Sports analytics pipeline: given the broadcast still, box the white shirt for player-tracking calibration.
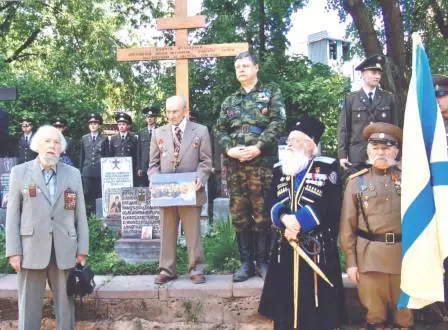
[362,86,377,100]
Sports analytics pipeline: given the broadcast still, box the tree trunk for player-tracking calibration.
[429,0,448,39]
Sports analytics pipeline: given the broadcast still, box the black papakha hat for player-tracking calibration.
[291,116,325,145]
[355,54,385,72]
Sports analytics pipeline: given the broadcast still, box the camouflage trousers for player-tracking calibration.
[227,162,273,232]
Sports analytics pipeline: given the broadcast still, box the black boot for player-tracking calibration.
[254,230,270,280]
[233,229,255,282]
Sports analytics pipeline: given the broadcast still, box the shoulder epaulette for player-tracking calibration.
[349,168,369,180]
[273,161,282,168]
[314,156,336,164]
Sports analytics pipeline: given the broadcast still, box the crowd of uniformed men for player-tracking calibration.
[3,50,448,329]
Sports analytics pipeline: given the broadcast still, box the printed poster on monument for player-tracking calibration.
[101,157,133,217]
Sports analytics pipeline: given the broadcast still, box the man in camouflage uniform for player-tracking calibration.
[108,112,138,186]
[338,55,398,172]
[215,51,286,282]
[433,74,448,148]
[339,122,414,329]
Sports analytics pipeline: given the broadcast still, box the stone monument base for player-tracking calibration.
[213,197,230,223]
[115,238,160,264]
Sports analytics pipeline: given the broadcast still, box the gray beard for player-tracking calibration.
[366,155,397,168]
[281,149,311,176]
[39,154,60,167]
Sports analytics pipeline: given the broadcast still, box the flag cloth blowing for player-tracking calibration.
[398,34,448,310]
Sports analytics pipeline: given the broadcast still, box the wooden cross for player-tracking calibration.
[0,88,17,101]
[117,0,248,111]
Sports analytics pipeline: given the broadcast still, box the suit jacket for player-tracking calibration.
[80,133,109,178]
[337,88,398,164]
[16,133,38,164]
[148,121,212,206]
[137,127,153,171]
[5,159,89,270]
[339,166,402,274]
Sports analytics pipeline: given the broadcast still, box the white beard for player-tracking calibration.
[367,153,398,169]
[281,149,311,176]
[39,154,60,167]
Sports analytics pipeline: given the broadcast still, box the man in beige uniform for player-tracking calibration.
[339,122,413,330]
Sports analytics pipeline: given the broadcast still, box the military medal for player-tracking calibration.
[28,184,37,197]
[64,188,77,210]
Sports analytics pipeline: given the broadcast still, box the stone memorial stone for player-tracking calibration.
[0,158,17,226]
[212,197,230,224]
[101,157,133,218]
[120,187,160,239]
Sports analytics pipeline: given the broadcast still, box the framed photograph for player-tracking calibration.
[150,172,196,207]
[141,226,153,240]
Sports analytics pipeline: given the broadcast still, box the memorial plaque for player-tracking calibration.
[101,157,133,217]
[0,158,17,208]
[121,187,160,239]
[0,88,17,101]
[117,43,249,61]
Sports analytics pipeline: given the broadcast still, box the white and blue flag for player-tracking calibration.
[398,34,448,309]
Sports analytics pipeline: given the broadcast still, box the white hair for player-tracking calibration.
[30,125,67,153]
[166,95,186,110]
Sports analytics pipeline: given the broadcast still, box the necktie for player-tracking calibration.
[368,92,373,103]
[92,135,96,142]
[121,135,125,141]
[25,136,28,144]
[174,126,182,155]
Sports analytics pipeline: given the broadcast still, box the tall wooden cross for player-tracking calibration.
[117,0,248,111]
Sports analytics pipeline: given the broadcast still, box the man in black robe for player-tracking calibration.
[259,117,345,330]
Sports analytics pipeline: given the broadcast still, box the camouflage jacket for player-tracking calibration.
[215,81,286,166]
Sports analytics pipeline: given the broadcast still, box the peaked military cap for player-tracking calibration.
[355,54,385,72]
[53,117,67,127]
[143,106,159,117]
[291,116,325,145]
[115,112,132,124]
[433,74,448,97]
[87,113,103,124]
[363,122,402,146]
[20,117,34,125]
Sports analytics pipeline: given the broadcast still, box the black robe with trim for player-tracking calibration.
[259,156,346,330]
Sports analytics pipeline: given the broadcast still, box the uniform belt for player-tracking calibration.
[357,229,401,244]
[240,124,264,135]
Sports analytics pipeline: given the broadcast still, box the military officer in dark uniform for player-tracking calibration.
[16,118,37,164]
[215,51,286,282]
[108,112,138,185]
[53,117,74,166]
[339,122,414,330]
[80,113,109,211]
[136,106,158,187]
[338,54,398,172]
[433,74,448,147]
[259,117,345,330]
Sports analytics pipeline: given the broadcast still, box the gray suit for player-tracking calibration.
[148,121,212,276]
[5,159,89,330]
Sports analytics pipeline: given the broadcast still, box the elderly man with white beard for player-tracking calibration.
[259,117,346,330]
[6,125,89,330]
[339,122,414,330]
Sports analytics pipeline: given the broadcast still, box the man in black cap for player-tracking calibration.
[108,112,138,185]
[53,117,74,166]
[433,74,448,147]
[259,117,345,330]
[338,54,398,172]
[136,106,159,187]
[16,118,37,164]
[80,113,109,212]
